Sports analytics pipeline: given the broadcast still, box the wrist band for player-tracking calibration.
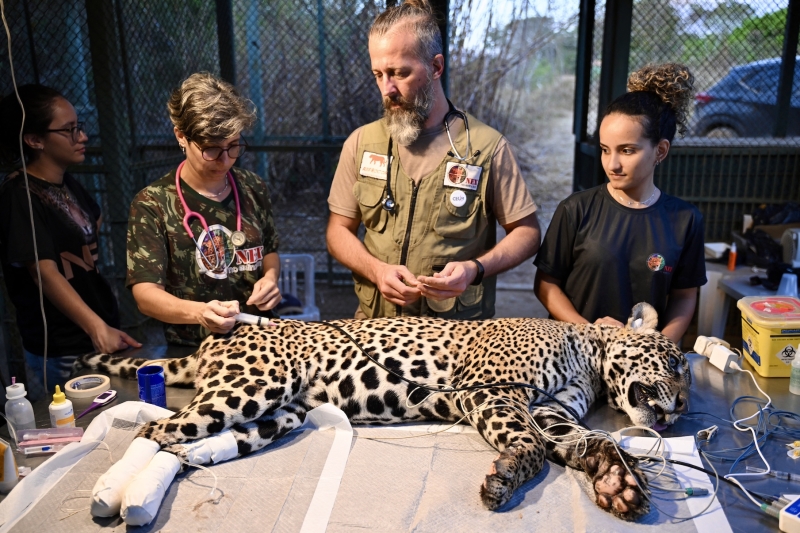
[470,259,484,286]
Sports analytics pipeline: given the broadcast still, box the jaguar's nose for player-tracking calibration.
[674,394,688,414]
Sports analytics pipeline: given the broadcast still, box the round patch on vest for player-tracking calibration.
[448,165,467,184]
[647,254,665,272]
[450,190,467,207]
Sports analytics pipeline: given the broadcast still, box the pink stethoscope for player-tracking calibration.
[175,160,245,272]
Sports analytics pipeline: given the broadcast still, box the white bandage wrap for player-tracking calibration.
[90,437,160,517]
[181,430,238,464]
[120,451,181,526]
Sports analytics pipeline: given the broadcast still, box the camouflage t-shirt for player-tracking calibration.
[127,167,279,345]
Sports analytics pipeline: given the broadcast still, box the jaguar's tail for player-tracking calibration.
[75,352,199,387]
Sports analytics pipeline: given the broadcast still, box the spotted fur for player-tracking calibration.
[78,302,690,521]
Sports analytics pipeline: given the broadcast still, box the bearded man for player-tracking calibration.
[326,0,541,319]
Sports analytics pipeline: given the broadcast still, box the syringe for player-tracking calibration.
[234,313,277,327]
[746,466,800,482]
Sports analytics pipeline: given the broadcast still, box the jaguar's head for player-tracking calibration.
[602,303,692,431]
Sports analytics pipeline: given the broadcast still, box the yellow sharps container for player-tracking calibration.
[737,296,800,377]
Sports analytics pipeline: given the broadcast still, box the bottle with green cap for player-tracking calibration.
[49,385,75,428]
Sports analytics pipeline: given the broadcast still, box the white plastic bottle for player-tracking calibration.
[790,352,800,395]
[49,385,75,428]
[5,381,36,443]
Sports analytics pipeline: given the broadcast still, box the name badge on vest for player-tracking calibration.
[444,162,482,191]
[360,152,393,180]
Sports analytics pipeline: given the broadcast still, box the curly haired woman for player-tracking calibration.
[534,63,707,343]
[126,72,281,345]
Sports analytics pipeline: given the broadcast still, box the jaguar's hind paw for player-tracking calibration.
[582,440,649,521]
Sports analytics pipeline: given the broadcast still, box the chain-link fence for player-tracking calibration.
[0,0,385,333]
[0,0,389,379]
[579,0,799,241]
[587,0,799,143]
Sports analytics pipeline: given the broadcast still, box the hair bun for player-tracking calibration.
[401,0,433,12]
[627,63,694,136]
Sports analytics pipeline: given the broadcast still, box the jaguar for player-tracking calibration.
[78,302,691,521]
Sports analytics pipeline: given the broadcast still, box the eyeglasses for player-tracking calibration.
[190,138,248,161]
[45,122,85,143]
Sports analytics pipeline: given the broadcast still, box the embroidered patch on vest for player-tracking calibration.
[444,162,482,191]
[360,152,392,180]
[647,253,665,272]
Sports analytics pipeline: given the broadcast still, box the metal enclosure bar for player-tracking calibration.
[85,0,137,324]
[215,0,236,84]
[430,0,449,96]
[595,0,632,141]
[774,0,800,138]
[572,0,596,191]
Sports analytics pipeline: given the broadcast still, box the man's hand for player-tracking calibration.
[196,300,240,334]
[416,260,478,301]
[375,264,422,306]
[594,316,624,328]
[90,324,141,354]
[247,276,281,311]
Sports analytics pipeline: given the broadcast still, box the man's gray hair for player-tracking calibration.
[369,0,443,63]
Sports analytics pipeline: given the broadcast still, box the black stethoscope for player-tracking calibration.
[382,100,481,213]
[176,160,244,272]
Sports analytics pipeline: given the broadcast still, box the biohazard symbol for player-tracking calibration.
[779,344,797,364]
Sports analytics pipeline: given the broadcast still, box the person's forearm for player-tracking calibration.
[261,252,280,282]
[132,283,207,325]
[660,289,698,344]
[478,213,540,278]
[534,271,588,324]
[326,221,384,284]
[32,260,109,337]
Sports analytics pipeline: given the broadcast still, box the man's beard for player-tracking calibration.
[383,77,435,146]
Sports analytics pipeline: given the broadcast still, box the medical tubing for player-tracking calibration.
[317,321,590,429]
[316,321,736,521]
[236,319,764,517]
[1,0,48,393]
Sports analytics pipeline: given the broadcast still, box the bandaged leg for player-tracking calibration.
[179,430,238,464]
[91,437,160,516]
[120,451,181,526]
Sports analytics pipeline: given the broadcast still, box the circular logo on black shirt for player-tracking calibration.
[647,253,665,272]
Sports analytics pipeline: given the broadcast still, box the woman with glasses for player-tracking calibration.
[126,72,281,345]
[0,85,139,396]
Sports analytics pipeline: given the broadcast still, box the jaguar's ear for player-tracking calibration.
[626,302,658,332]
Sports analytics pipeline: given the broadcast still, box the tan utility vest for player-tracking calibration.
[352,113,502,319]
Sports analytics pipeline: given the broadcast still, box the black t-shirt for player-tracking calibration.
[0,171,120,356]
[534,185,707,327]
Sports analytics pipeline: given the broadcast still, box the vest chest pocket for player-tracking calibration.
[434,189,481,240]
[353,180,388,233]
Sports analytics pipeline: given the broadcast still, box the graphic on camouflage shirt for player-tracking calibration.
[127,167,278,345]
[194,224,264,279]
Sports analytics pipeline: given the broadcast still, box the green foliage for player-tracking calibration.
[628,1,790,90]
[726,8,789,62]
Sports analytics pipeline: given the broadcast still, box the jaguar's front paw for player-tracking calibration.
[582,441,649,521]
[480,450,519,510]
